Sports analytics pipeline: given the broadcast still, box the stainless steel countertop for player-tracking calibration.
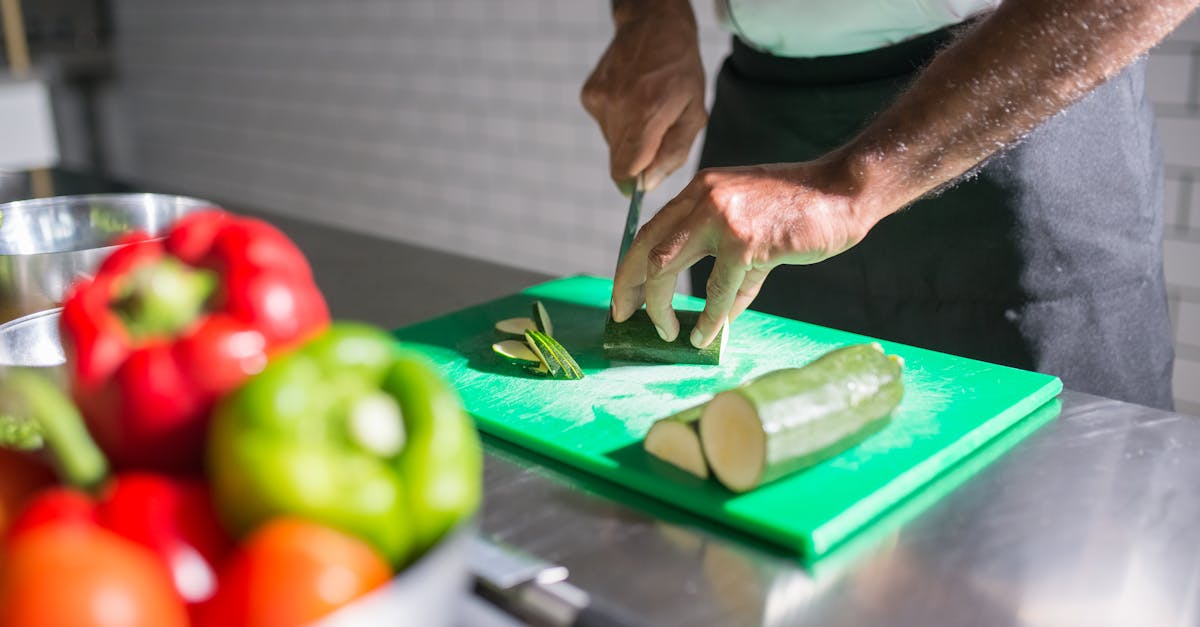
[267,210,1200,627]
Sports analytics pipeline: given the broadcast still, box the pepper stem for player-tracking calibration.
[113,257,217,339]
[0,414,44,450]
[0,369,108,490]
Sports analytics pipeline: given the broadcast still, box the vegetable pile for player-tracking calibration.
[491,301,584,380]
[0,210,482,626]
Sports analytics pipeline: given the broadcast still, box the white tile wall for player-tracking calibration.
[1145,52,1192,106]
[107,2,1200,412]
[1178,301,1200,347]
[1158,117,1200,168]
[1154,14,1200,415]
[1173,359,1200,414]
[1165,239,1200,290]
[1164,176,1186,228]
[109,0,730,280]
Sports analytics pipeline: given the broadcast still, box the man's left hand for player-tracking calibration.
[611,158,883,348]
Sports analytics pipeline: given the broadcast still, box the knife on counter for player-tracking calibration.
[468,535,648,627]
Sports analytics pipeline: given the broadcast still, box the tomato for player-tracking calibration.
[0,450,55,537]
[0,525,189,627]
[200,518,392,627]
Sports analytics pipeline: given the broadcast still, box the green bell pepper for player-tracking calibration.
[207,323,482,566]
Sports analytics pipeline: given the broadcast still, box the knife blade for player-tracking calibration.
[613,172,645,274]
[468,535,647,627]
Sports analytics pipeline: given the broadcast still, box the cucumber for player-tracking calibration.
[603,310,726,365]
[492,340,539,363]
[531,301,553,336]
[495,317,536,338]
[524,330,583,380]
[643,404,708,478]
[699,343,903,492]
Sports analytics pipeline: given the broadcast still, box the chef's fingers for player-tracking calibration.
[643,99,707,192]
[729,266,771,321]
[609,95,691,191]
[692,251,748,349]
[612,184,701,322]
[642,223,712,342]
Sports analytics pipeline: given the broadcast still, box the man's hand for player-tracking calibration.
[581,0,707,193]
[612,159,883,348]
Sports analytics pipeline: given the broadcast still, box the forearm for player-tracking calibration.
[837,0,1199,222]
[611,0,695,29]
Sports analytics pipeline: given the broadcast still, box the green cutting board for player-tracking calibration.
[392,275,1061,557]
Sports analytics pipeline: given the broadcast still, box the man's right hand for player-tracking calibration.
[581,0,708,193]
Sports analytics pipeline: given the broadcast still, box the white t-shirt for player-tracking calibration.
[716,0,1000,57]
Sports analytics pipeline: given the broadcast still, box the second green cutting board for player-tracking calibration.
[392,275,1061,557]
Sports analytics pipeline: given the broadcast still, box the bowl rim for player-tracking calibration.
[0,307,63,332]
[0,193,222,257]
[0,192,220,213]
[0,307,65,368]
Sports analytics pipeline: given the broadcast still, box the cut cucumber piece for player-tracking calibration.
[492,340,539,363]
[603,310,725,365]
[524,330,583,380]
[644,405,708,478]
[531,301,553,336]
[495,317,536,338]
[700,344,903,492]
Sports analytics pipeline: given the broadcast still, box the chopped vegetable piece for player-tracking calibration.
[495,317,536,338]
[699,344,903,492]
[492,340,539,363]
[523,330,583,380]
[531,301,554,336]
[644,405,708,478]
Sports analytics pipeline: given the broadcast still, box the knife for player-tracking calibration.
[469,535,648,627]
[603,171,644,336]
[614,172,646,273]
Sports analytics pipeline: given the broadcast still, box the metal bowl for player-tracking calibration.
[0,307,64,367]
[0,193,219,323]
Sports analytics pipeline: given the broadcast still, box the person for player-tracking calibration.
[582,0,1200,410]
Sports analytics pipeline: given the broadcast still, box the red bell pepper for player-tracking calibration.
[60,209,330,472]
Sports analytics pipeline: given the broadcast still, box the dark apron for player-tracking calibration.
[691,32,1175,409]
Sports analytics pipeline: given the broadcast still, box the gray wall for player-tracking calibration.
[106,0,730,275]
[106,1,1200,413]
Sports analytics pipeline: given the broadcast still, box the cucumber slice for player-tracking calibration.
[531,301,553,336]
[492,340,539,363]
[495,317,536,338]
[699,344,903,492]
[644,405,708,478]
[524,330,583,380]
